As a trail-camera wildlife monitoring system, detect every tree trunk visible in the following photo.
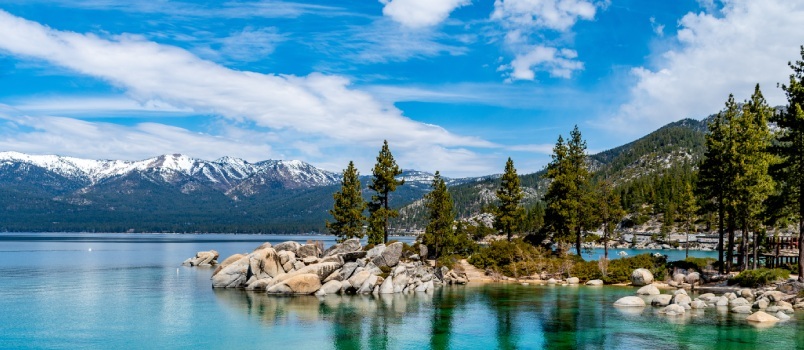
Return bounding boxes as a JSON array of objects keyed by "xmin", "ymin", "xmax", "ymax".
[
  {"xmin": 383, "ymin": 195, "xmax": 389, "ymax": 244},
  {"xmin": 603, "ymin": 227, "xmax": 609, "ymax": 261},
  {"xmin": 717, "ymin": 201, "xmax": 725, "ymax": 274},
  {"xmin": 742, "ymin": 222, "xmax": 749, "ymax": 271},
  {"xmin": 576, "ymin": 226, "xmax": 582, "ymax": 257},
  {"xmin": 799, "ymin": 190, "xmax": 804, "ymax": 282},
  {"xmin": 685, "ymin": 230, "xmax": 689, "ymax": 259},
  {"xmin": 727, "ymin": 219, "xmax": 735, "ymax": 273},
  {"xmin": 752, "ymin": 228, "xmax": 758, "ymax": 270}
]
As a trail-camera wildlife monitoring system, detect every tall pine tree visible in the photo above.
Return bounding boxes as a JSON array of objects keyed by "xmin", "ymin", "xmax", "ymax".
[
  {"xmin": 494, "ymin": 158, "xmax": 525, "ymax": 242},
  {"xmin": 544, "ymin": 135, "xmax": 573, "ymax": 253},
  {"xmin": 327, "ymin": 161, "xmax": 366, "ymax": 242},
  {"xmin": 699, "ymin": 95, "xmax": 738, "ymax": 273},
  {"xmin": 367, "ymin": 140, "xmax": 404, "ymax": 245},
  {"xmin": 771, "ymin": 46, "xmax": 804, "ymax": 281},
  {"xmin": 734, "ymin": 85, "xmax": 775, "ymax": 270},
  {"xmin": 678, "ymin": 182, "xmax": 699, "ymax": 259},
  {"xmin": 422, "ymin": 171, "xmax": 455, "ymax": 258},
  {"xmin": 596, "ymin": 181, "xmax": 625, "ymax": 261}
]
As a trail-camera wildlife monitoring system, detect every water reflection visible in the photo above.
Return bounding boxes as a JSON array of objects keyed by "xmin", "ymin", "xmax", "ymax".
[{"xmin": 213, "ymin": 284, "xmax": 803, "ymax": 349}]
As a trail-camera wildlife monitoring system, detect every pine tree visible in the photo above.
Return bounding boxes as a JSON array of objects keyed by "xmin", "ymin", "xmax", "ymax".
[
  {"xmin": 698, "ymin": 95, "xmax": 739, "ymax": 273},
  {"xmin": 771, "ymin": 46, "xmax": 804, "ymax": 281},
  {"xmin": 544, "ymin": 135, "xmax": 573, "ymax": 253},
  {"xmin": 367, "ymin": 140, "xmax": 405, "ymax": 245},
  {"xmin": 422, "ymin": 171, "xmax": 455, "ymax": 258},
  {"xmin": 734, "ymin": 85, "xmax": 775, "ymax": 270},
  {"xmin": 327, "ymin": 161, "xmax": 366, "ymax": 243},
  {"xmin": 597, "ymin": 181, "xmax": 625, "ymax": 261},
  {"xmin": 494, "ymin": 157, "xmax": 525, "ymax": 242},
  {"xmin": 678, "ymin": 182, "xmax": 699, "ymax": 259}
]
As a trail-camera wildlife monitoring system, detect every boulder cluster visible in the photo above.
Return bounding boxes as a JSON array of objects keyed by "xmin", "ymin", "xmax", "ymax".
[
  {"xmin": 205, "ymin": 239, "xmax": 467, "ymax": 295},
  {"xmin": 615, "ymin": 268, "xmax": 801, "ymax": 325},
  {"xmin": 182, "ymin": 250, "xmax": 219, "ymax": 266}
]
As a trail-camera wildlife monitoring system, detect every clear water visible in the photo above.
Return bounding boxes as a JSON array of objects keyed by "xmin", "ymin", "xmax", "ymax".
[{"xmin": 0, "ymin": 233, "xmax": 800, "ymax": 349}]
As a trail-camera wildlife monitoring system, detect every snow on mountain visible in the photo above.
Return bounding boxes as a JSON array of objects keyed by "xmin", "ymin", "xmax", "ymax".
[{"xmin": 0, "ymin": 151, "xmax": 339, "ymax": 189}]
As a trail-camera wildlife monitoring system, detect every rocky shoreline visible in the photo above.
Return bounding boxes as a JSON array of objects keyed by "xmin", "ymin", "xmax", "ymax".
[{"xmin": 184, "ymin": 239, "xmax": 468, "ymax": 296}]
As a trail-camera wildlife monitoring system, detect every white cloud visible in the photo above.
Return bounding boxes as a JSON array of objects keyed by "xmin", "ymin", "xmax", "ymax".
[
  {"xmin": 217, "ymin": 27, "xmax": 286, "ymax": 62},
  {"xmin": 491, "ymin": 0, "xmax": 597, "ymax": 81},
  {"xmin": 505, "ymin": 46, "xmax": 583, "ymax": 80},
  {"xmin": 491, "ymin": 0, "xmax": 596, "ymax": 32},
  {"xmin": 380, "ymin": 0, "xmax": 471, "ymax": 28},
  {"xmin": 10, "ymin": 96, "xmax": 194, "ymax": 116},
  {"xmin": 649, "ymin": 17, "xmax": 664, "ymax": 37},
  {"xmin": 0, "ymin": 113, "xmax": 274, "ymax": 162},
  {"xmin": 0, "ymin": 10, "xmax": 499, "ymax": 176},
  {"xmin": 606, "ymin": 0, "xmax": 804, "ymax": 135}
]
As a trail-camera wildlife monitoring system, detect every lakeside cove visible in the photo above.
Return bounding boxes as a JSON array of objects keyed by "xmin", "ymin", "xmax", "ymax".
[{"xmin": 3, "ymin": 232, "xmax": 804, "ymax": 349}]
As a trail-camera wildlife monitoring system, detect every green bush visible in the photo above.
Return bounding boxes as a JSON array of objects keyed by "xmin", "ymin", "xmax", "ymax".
[
  {"xmin": 729, "ymin": 268, "xmax": 789, "ymax": 287},
  {"xmin": 571, "ymin": 260, "xmax": 603, "ymax": 281},
  {"xmin": 602, "ymin": 254, "xmax": 667, "ymax": 284},
  {"xmin": 667, "ymin": 257, "xmax": 716, "ymax": 272},
  {"xmin": 436, "ymin": 255, "xmax": 459, "ymax": 269}
]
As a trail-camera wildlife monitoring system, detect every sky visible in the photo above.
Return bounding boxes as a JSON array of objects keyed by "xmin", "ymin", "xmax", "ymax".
[{"xmin": 0, "ymin": 0, "xmax": 803, "ymax": 177}]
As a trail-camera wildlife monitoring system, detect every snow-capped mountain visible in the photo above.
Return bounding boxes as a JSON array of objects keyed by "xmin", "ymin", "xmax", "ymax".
[{"xmin": 0, "ymin": 151, "xmax": 339, "ymax": 195}]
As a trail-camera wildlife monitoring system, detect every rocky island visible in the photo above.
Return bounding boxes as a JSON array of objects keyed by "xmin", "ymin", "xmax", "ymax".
[{"xmin": 195, "ymin": 239, "xmax": 467, "ymax": 296}]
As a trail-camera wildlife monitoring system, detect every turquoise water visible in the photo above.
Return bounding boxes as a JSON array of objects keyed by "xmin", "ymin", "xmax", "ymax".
[{"xmin": 0, "ymin": 233, "xmax": 800, "ymax": 349}]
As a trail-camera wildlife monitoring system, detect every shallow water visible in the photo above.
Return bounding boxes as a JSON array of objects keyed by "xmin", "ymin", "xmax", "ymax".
[{"xmin": 0, "ymin": 233, "xmax": 800, "ymax": 349}]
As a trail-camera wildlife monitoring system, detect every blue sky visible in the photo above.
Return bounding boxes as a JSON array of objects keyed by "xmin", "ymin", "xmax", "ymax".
[{"xmin": 0, "ymin": 0, "xmax": 803, "ymax": 177}]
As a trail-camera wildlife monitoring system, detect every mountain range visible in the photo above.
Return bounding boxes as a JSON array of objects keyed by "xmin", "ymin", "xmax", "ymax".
[{"xmin": 0, "ymin": 117, "xmax": 711, "ymax": 233}]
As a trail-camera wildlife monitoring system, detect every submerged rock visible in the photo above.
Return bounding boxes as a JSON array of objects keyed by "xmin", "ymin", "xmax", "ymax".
[
  {"xmin": 614, "ymin": 296, "xmax": 646, "ymax": 307},
  {"xmin": 746, "ymin": 311, "xmax": 779, "ymax": 323},
  {"xmin": 636, "ymin": 285, "xmax": 660, "ymax": 296}
]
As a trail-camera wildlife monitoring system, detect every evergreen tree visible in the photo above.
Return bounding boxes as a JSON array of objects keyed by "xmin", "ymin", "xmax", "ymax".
[
  {"xmin": 422, "ymin": 171, "xmax": 455, "ymax": 258},
  {"xmin": 678, "ymin": 182, "xmax": 699, "ymax": 259},
  {"xmin": 367, "ymin": 140, "xmax": 405, "ymax": 245},
  {"xmin": 771, "ymin": 46, "xmax": 804, "ymax": 281},
  {"xmin": 567, "ymin": 126, "xmax": 592, "ymax": 256},
  {"xmin": 596, "ymin": 181, "xmax": 625, "ymax": 261},
  {"xmin": 734, "ymin": 85, "xmax": 775, "ymax": 270},
  {"xmin": 544, "ymin": 135, "xmax": 573, "ymax": 252},
  {"xmin": 698, "ymin": 95, "xmax": 738, "ymax": 273},
  {"xmin": 327, "ymin": 161, "xmax": 366, "ymax": 242},
  {"xmin": 494, "ymin": 157, "xmax": 525, "ymax": 242}
]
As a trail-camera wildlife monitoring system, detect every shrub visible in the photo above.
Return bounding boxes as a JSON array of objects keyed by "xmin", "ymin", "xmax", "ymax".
[
  {"xmin": 436, "ymin": 255, "xmax": 459, "ymax": 269},
  {"xmin": 602, "ymin": 254, "xmax": 667, "ymax": 284},
  {"xmin": 729, "ymin": 268, "xmax": 789, "ymax": 288},
  {"xmin": 571, "ymin": 260, "xmax": 603, "ymax": 281},
  {"xmin": 667, "ymin": 257, "xmax": 716, "ymax": 272}
]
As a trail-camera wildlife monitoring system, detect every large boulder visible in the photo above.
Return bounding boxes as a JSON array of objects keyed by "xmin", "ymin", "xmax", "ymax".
[
  {"xmin": 729, "ymin": 297, "xmax": 750, "ymax": 307},
  {"xmin": 212, "ymin": 255, "xmax": 250, "ymax": 288},
  {"xmin": 672, "ymin": 294, "xmax": 692, "ymax": 306},
  {"xmin": 274, "ymin": 241, "xmax": 302, "ymax": 255},
  {"xmin": 630, "ymin": 269, "xmax": 654, "ymax": 286},
  {"xmin": 297, "ymin": 244, "xmax": 322, "ymax": 259},
  {"xmin": 651, "ymin": 294, "xmax": 673, "ymax": 306},
  {"xmin": 366, "ymin": 244, "xmax": 386, "ymax": 260},
  {"xmin": 690, "ymin": 300, "xmax": 707, "ymax": 309},
  {"xmin": 348, "ymin": 270, "xmax": 373, "ymax": 289},
  {"xmin": 763, "ymin": 291, "xmax": 788, "ymax": 302},
  {"xmin": 324, "ymin": 238, "xmax": 362, "ymax": 257},
  {"xmin": 266, "ymin": 273, "xmax": 322, "ymax": 294},
  {"xmin": 731, "ymin": 305, "xmax": 753, "ymax": 314},
  {"xmin": 372, "ymin": 242, "xmax": 403, "ymax": 268},
  {"xmin": 213, "ymin": 253, "xmax": 245, "ymax": 276},
  {"xmin": 660, "ymin": 304, "xmax": 686, "ymax": 316},
  {"xmin": 685, "ymin": 272, "xmax": 701, "ymax": 285},
  {"xmin": 315, "ymin": 280, "xmax": 343, "ymax": 296},
  {"xmin": 636, "ymin": 285, "xmax": 660, "ymax": 295},
  {"xmin": 270, "ymin": 262, "xmax": 342, "ymax": 287},
  {"xmin": 378, "ymin": 275, "xmax": 395, "ymax": 294},
  {"xmin": 567, "ymin": 277, "xmax": 580, "ymax": 284},
  {"xmin": 614, "ymin": 296, "xmax": 646, "ymax": 307},
  {"xmin": 248, "ymin": 248, "xmax": 285, "ymax": 280},
  {"xmin": 746, "ymin": 311, "xmax": 779, "ymax": 323},
  {"xmin": 586, "ymin": 279, "xmax": 604, "ymax": 286},
  {"xmin": 183, "ymin": 250, "xmax": 219, "ymax": 266}
]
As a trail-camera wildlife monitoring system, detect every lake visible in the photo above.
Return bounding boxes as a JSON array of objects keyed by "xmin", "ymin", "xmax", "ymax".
[{"xmin": 0, "ymin": 233, "xmax": 799, "ymax": 349}]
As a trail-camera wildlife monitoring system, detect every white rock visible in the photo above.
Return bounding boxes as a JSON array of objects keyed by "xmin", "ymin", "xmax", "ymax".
[{"xmin": 614, "ymin": 296, "xmax": 646, "ymax": 307}]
